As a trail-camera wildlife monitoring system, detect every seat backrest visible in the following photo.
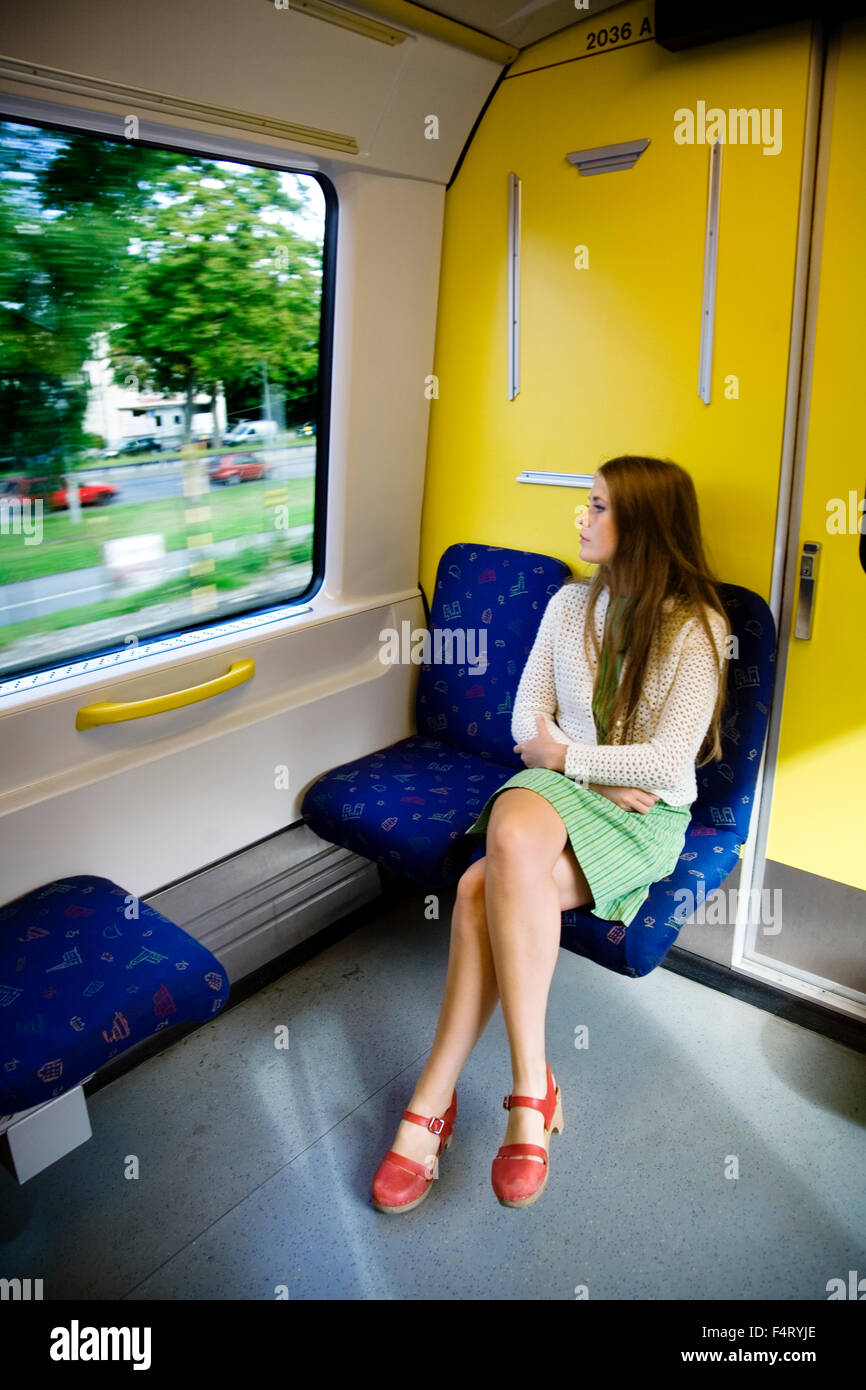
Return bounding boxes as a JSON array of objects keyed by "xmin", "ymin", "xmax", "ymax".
[
  {"xmin": 691, "ymin": 582, "xmax": 777, "ymax": 839},
  {"xmin": 416, "ymin": 542, "xmax": 572, "ymax": 766}
]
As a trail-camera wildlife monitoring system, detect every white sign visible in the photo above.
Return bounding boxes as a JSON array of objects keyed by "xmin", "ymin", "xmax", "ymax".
[{"xmin": 104, "ymin": 534, "xmax": 166, "ymax": 588}]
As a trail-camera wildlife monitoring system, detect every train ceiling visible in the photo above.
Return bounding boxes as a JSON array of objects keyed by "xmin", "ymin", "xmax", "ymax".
[{"xmin": 404, "ymin": 0, "xmax": 624, "ymax": 49}]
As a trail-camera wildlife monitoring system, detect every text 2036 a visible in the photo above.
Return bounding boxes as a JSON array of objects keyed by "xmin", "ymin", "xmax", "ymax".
[{"xmin": 585, "ymin": 17, "xmax": 653, "ymax": 51}]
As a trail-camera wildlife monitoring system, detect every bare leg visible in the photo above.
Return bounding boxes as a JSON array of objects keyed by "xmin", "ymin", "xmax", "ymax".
[
  {"xmin": 484, "ymin": 788, "xmax": 590, "ymax": 1161},
  {"xmin": 386, "ymin": 858, "xmax": 500, "ymax": 1167},
  {"xmin": 386, "ymin": 809, "xmax": 592, "ymax": 1169}
]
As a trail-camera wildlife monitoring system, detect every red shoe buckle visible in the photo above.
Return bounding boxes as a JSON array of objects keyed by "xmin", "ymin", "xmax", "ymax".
[{"xmin": 427, "ymin": 1116, "xmax": 445, "ymax": 1135}]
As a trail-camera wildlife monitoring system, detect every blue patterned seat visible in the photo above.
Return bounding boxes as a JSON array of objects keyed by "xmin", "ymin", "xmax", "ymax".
[
  {"xmin": 0, "ymin": 875, "xmax": 230, "ymax": 1117},
  {"xmin": 560, "ymin": 583, "xmax": 777, "ymax": 975},
  {"xmin": 301, "ymin": 545, "xmax": 776, "ymax": 977},
  {"xmin": 301, "ymin": 543, "xmax": 572, "ymax": 886}
]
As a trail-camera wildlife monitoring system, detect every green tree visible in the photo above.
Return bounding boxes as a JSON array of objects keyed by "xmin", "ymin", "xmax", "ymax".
[
  {"xmin": 0, "ymin": 122, "xmax": 172, "ymax": 469},
  {"xmin": 109, "ymin": 161, "xmax": 322, "ymax": 444},
  {"xmin": 0, "ymin": 122, "xmax": 323, "ymax": 468}
]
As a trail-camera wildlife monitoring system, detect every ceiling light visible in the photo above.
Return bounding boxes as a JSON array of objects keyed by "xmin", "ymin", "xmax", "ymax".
[{"xmin": 270, "ymin": 0, "xmax": 408, "ymax": 44}]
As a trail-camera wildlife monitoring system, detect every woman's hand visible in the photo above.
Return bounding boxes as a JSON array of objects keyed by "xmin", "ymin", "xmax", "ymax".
[
  {"xmin": 513, "ymin": 714, "xmax": 567, "ymax": 772},
  {"xmin": 513, "ymin": 717, "xmax": 659, "ymax": 812},
  {"xmin": 588, "ymin": 784, "xmax": 659, "ymax": 813}
]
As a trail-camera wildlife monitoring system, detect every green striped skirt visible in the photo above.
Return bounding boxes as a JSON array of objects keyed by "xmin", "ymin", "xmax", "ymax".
[{"xmin": 462, "ymin": 768, "xmax": 692, "ymax": 928}]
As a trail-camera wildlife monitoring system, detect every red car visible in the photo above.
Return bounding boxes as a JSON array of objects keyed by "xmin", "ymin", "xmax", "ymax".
[
  {"xmin": 207, "ymin": 454, "xmax": 269, "ymax": 485},
  {"xmin": 0, "ymin": 474, "xmax": 117, "ymax": 510}
]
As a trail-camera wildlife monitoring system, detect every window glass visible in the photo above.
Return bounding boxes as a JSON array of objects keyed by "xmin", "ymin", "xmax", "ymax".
[{"xmin": 0, "ymin": 117, "xmax": 327, "ymax": 679}]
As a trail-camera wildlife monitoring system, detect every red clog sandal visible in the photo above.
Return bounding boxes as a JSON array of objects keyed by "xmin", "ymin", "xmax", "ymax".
[
  {"xmin": 491, "ymin": 1063, "xmax": 563, "ymax": 1208},
  {"xmin": 371, "ymin": 1090, "xmax": 457, "ymax": 1214}
]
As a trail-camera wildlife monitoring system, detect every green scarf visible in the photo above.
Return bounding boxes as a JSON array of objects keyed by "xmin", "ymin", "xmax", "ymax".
[{"xmin": 592, "ymin": 594, "xmax": 634, "ymax": 745}]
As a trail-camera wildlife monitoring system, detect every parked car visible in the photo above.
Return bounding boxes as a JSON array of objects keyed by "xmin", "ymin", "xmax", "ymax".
[
  {"xmin": 0, "ymin": 474, "xmax": 118, "ymax": 510},
  {"xmin": 222, "ymin": 420, "xmax": 278, "ymax": 445},
  {"xmin": 207, "ymin": 454, "xmax": 269, "ymax": 485},
  {"xmin": 115, "ymin": 436, "xmax": 163, "ymax": 456}
]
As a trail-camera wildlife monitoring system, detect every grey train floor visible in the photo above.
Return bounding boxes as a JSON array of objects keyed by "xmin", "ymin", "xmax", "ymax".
[{"xmin": 0, "ymin": 882, "xmax": 862, "ymax": 1301}]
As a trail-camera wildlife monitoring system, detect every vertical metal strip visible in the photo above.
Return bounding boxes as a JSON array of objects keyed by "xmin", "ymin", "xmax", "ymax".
[
  {"xmin": 733, "ymin": 20, "xmax": 834, "ymax": 988},
  {"xmin": 508, "ymin": 171, "xmax": 521, "ymax": 400},
  {"xmin": 698, "ymin": 139, "xmax": 722, "ymax": 403}
]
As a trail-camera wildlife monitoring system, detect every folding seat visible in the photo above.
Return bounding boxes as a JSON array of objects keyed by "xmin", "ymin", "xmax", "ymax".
[
  {"xmin": 0, "ymin": 875, "xmax": 229, "ymax": 1180},
  {"xmin": 301, "ymin": 542, "xmax": 775, "ymax": 978}
]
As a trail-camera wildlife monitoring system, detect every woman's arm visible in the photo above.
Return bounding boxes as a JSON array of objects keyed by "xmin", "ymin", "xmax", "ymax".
[{"xmin": 549, "ymin": 611, "xmax": 727, "ymax": 791}]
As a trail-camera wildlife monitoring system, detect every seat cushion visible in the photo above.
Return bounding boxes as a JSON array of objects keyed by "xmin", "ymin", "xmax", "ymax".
[
  {"xmin": 0, "ymin": 875, "xmax": 230, "ymax": 1116},
  {"xmin": 300, "ymin": 735, "xmax": 519, "ymax": 888}
]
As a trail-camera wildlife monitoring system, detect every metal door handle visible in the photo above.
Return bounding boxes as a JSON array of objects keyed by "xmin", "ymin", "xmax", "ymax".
[{"xmin": 795, "ymin": 542, "xmax": 820, "ymax": 639}]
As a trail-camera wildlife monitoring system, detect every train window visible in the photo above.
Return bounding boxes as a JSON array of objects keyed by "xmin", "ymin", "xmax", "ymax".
[{"xmin": 0, "ymin": 115, "xmax": 330, "ymax": 682}]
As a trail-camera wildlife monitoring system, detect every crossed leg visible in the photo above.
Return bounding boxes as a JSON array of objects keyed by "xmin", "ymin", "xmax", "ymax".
[{"xmin": 387, "ymin": 788, "xmax": 594, "ymax": 1169}]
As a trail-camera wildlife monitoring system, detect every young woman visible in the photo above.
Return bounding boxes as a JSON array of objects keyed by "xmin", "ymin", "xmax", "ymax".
[{"xmin": 370, "ymin": 455, "xmax": 730, "ymax": 1213}]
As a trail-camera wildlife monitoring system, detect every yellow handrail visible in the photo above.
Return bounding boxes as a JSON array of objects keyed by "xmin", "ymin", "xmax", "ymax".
[{"xmin": 75, "ymin": 658, "xmax": 255, "ymax": 729}]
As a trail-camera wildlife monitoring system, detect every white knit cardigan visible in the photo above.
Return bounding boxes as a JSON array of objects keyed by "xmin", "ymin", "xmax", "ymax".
[{"xmin": 511, "ymin": 580, "xmax": 729, "ymax": 807}]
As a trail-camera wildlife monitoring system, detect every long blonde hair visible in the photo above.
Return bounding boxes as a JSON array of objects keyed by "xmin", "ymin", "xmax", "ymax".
[{"xmin": 567, "ymin": 455, "xmax": 729, "ymax": 766}]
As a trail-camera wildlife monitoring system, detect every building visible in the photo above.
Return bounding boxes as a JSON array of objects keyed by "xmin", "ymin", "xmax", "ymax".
[{"xmin": 82, "ymin": 332, "xmax": 227, "ymax": 449}]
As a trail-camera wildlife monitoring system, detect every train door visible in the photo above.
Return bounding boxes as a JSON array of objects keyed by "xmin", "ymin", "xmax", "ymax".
[{"xmin": 741, "ymin": 16, "xmax": 866, "ymax": 1018}]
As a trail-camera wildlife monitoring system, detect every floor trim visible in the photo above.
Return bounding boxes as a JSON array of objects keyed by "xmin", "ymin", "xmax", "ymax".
[{"xmin": 662, "ymin": 944, "xmax": 866, "ymax": 1053}]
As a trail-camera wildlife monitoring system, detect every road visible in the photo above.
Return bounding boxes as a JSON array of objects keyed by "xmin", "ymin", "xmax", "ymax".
[
  {"xmin": 79, "ymin": 445, "xmax": 315, "ymax": 505},
  {"xmin": 0, "ymin": 446, "xmax": 316, "ymax": 628}
]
